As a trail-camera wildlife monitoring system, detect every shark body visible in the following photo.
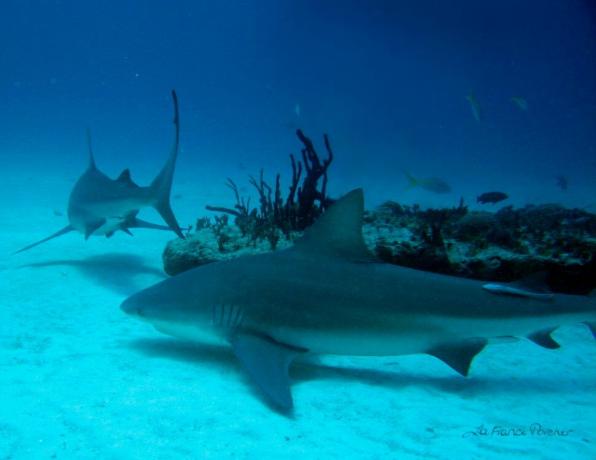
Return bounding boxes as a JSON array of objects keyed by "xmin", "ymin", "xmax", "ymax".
[
  {"xmin": 15, "ymin": 90, "xmax": 184, "ymax": 254},
  {"xmin": 121, "ymin": 189, "xmax": 595, "ymax": 412}
]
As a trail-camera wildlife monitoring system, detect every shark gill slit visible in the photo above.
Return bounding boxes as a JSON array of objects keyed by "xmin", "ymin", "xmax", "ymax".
[{"xmin": 212, "ymin": 304, "xmax": 244, "ymax": 332}]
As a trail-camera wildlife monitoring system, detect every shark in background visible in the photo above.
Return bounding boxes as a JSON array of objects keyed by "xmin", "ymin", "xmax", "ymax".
[
  {"xmin": 14, "ymin": 90, "xmax": 185, "ymax": 254},
  {"xmin": 120, "ymin": 189, "xmax": 595, "ymax": 413}
]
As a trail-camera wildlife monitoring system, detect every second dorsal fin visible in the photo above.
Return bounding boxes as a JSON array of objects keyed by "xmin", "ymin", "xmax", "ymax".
[{"xmin": 117, "ymin": 168, "xmax": 132, "ymax": 182}]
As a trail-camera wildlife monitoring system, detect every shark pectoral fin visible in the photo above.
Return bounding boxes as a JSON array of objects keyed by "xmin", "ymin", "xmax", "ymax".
[
  {"xmin": 230, "ymin": 333, "xmax": 304, "ymax": 412},
  {"xmin": 426, "ymin": 338, "xmax": 487, "ymax": 377},
  {"xmin": 528, "ymin": 328, "xmax": 560, "ymax": 349},
  {"xmin": 85, "ymin": 219, "xmax": 106, "ymax": 239},
  {"xmin": 13, "ymin": 225, "xmax": 74, "ymax": 254}
]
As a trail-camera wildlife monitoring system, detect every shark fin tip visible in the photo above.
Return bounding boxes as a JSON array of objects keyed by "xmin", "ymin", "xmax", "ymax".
[
  {"xmin": 527, "ymin": 328, "xmax": 560, "ymax": 349},
  {"xmin": 427, "ymin": 338, "xmax": 487, "ymax": 377}
]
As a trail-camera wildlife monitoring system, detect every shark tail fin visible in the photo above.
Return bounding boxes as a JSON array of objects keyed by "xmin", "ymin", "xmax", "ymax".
[
  {"xmin": 13, "ymin": 225, "xmax": 74, "ymax": 254},
  {"xmin": 404, "ymin": 172, "xmax": 418, "ymax": 190},
  {"xmin": 149, "ymin": 90, "xmax": 184, "ymax": 239}
]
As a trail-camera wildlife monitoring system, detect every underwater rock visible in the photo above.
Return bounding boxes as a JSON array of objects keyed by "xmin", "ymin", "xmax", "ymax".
[
  {"xmin": 164, "ymin": 200, "xmax": 596, "ymax": 294},
  {"xmin": 163, "ymin": 225, "xmax": 295, "ymax": 276}
]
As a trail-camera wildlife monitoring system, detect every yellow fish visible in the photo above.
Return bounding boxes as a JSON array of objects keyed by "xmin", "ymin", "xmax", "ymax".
[
  {"xmin": 465, "ymin": 93, "xmax": 481, "ymax": 122},
  {"xmin": 510, "ymin": 96, "xmax": 529, "ymax": 111},
  {"xmin": 404, "ymin": 172, "xmax": 451, "ymax": 194}
]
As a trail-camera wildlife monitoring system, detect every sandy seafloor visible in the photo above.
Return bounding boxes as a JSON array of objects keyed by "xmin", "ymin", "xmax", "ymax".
[{"xmin": 1, "ymin": 164, "xmax": 595, "ymax": 460}]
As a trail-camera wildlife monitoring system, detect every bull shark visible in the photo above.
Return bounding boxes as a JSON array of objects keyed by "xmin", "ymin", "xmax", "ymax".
[
  {"xmin": 14, "ymin": 90, "xmax": 184, "ymax": 254},
  {"xmin": 120, "ymin": 189, "xmax": 595, "ymax": 412}
]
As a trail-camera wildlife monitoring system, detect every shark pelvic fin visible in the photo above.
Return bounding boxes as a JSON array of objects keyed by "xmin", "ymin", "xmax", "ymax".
[
  {"xmin": 13, "ymin": 225, "xmax": 74, "ymax": 254},
  {"xmin": 230, "ymin": 332, "xmax": 304, "ymax": 412},
  {"xmin": 426, "ymin": 338, "xmax": 487, "ymax": 376},
  {"xmin": 85, "ymin": 219, "xmax": 106, "ymax": 239},
  {"xmin": 292, "ymin": 188, "xmax": 376, "ymax": 262},
  {"xmin": 528, "ymin": 328, "xmax": 560, "ymax": 349}
]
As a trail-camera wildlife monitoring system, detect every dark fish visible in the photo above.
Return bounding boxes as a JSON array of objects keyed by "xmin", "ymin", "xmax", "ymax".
[
  {"xmin": 477, "ymin": 192, "xmax": 508, "ymax": 204},
  {"xmin": 556, "ymin": 175, "xmax": 568, "ymax": 191}
]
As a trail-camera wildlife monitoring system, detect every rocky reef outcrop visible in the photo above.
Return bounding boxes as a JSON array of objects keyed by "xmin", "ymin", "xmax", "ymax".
[{"xmin": 164, "ymin": 198, "xmax": 596, "ymax": 295}]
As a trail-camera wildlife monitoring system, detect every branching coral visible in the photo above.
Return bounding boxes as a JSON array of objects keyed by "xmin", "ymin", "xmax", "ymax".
[{"xmin": 205, "ymin": 129, "xmax": 334, "ymax": 248}]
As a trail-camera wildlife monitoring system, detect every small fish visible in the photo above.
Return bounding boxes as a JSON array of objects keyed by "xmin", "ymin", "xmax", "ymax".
[
  {"xmin": 556, "ymin": 175, "xmax": 568, "ymax": 191},
  {"xmin": 477, "ymin": 192, "xmax": 508, "ymax": 205},
  {"xmin": 465, "ymin": 93, "xmax": 482, "ymax": 122},
  {"xmin": 294, "ymin": 103, "xmax": 301, "ymax": 117},
  {"xmin": 405, "ymin": 172, "xmax": 451, "ymax": 194},
  {"xmin": 510, "ymin": 96, "xmax": 528, "ymax": 111}
]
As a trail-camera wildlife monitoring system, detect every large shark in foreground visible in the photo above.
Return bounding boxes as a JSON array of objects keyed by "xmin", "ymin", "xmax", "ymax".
[
  {"xmin": 121, "ymin": 189, "xmax": 595, "ymax": 412},
  {"xmin": 15, "ymin": 90, "xmax": 184, "ymax": 254}
]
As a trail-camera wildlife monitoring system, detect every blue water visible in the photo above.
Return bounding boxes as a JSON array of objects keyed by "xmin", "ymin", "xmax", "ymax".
[
  {"xmin": 2, "ymin": 1, "xmax": 595, "ymax": 205},
  {"xmin": 1, "ymin": 1, "xmax": 595, "ymax": 459}
]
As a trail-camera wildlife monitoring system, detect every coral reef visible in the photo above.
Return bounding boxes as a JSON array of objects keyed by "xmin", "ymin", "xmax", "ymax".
[
  {"xmin": 162, "ymin": 130, "xmax": 594, "ymax": 294},
  {"xmin": 369, "ymin": 202, "xmax": 596, "ymax": 294},
  {"xmin": 164, "ymin": 198, "xmax": 596, "ymax": 295},
  {"xmin": 204, "ymin": 129, "xmax": 333, "ymax": 250}
]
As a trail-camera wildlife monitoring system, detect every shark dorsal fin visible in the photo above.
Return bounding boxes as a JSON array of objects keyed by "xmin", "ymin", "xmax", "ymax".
[
  {"xmin": 86, "ymin": 128, "xmax": 97, "ymax": 170},
  {"xmin": 292, "ymin": 188, "xmax": 376, "ymax": 262},
  {"xmin": 116, "ymin": 168, "xmax": 140, "ymax": 188},
  {"xmin": 117, "ymin": 168, "xmax": 133, "ymax": 183}
]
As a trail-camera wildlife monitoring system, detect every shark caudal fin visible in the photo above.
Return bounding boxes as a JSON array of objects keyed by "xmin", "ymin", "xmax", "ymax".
[
  {"xmin": 13, "ymin": 225, "xmax": 74, "ymax": 254},
  {"xmin": 149, "ymin": 90, "xmax": 184, "ymax": 239}
]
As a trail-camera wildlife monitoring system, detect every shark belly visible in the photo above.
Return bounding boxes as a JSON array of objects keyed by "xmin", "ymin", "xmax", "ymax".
[
  {"xmin": 152, "ymin": 319, "xmax": 229, "ymax": 347},
  {"xmin": 272, "ymin": 325, "xmax": 438, "ymax": 356}
]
